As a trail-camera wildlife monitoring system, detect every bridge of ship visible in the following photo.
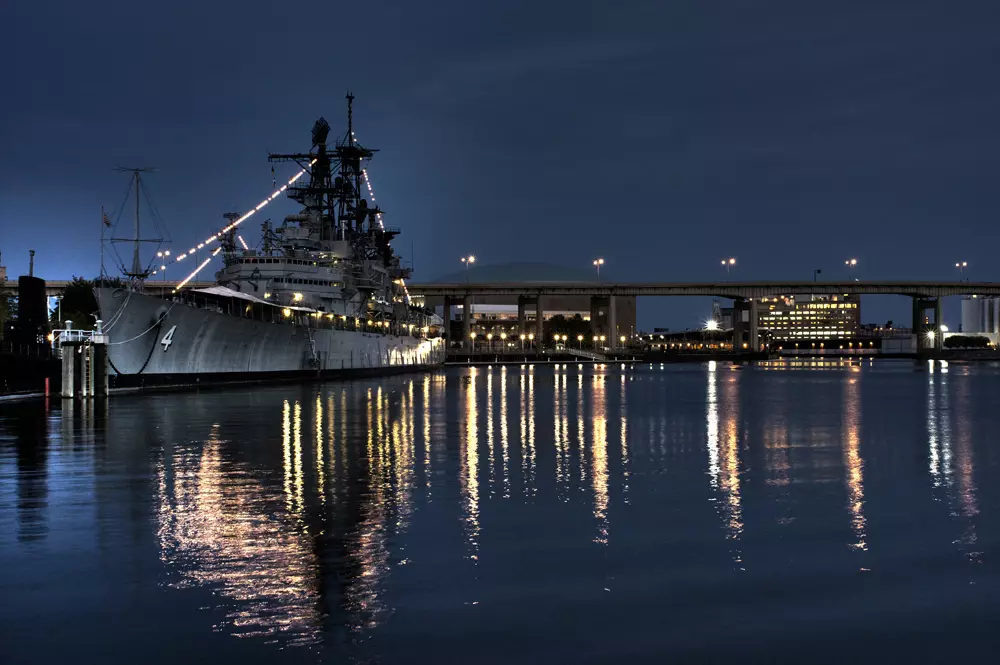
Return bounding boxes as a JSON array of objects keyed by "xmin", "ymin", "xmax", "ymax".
[{"xmin": 407, "ymin": 281, "xmax": 1000, "ymax": 352}]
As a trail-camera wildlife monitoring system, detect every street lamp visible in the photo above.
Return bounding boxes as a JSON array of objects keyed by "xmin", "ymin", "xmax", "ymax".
[
  {"xmin": 461, "ymin": 255, "xmax": 476, "ymax": 283},
  {"xmin": 577, "ymin": 334, "xmax": 584, "ymax": 349},
  {"xmin": 500, "ymin": 331, "xmax": 507, "ymax": 352},
  {"xmin": 704, "ymin": 319, "xmax": 720, "ymax": 331},
  {"xmin": 956, "ymin": 261, "xmax": 968, "ymax": 280},
  {"xmin": 619, "ymin": 335, "xmax": 627, "ymax": 346},
  {"xmin": 593, "ymin": 257, "xmax": 605, "ymax": 281},
  {"xmin": 845, "ymin": 258, "xmax": 858, "ymax": 281},
  {"xmin": 487, "ymin": 332, "xmax": 493, "ymax": 350},
  {"xmin": 469, "ymin": 330, "xmax": 476, "ymax": 353},
  {"xmin": 721, "ymin": 257, "xmax": 736, "ymax": 277},
  {"xmin": 520, "ymin": 333, "xmax": 525, "ymax": 350}
]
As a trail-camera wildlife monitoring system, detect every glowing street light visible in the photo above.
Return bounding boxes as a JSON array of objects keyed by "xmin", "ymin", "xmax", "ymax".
[
  {"xmin": 845, "ymin": 258, "xmax": 858, "ymax": 281},
  {"xmin": 955, "ymin": 261, "xmax": 968, "ymax": 280},
  {"xmin": 721, "ymin": 257, "xmax": 736, "ymax": 277},
  {"xmin": 593, "ymin": 257, "xmax": 605, "ymax": 281},
  {"xmin": 704, "ymin": 319, "xmax": 720, "ymax": 332},
  {"xmin": 461, "ymin": 255, "xmax": 476, "ymax": 283},
  {"xmin": 577, "ymin": 334, "xmax": 584, "ymax": 349}
]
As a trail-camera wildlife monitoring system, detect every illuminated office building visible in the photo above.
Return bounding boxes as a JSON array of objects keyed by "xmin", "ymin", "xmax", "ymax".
[{"xmin": 758, "ymin": 294, "xmax": 861, "ymax": 342}]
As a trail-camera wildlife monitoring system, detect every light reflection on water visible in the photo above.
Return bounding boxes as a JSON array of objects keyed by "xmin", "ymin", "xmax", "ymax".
[{"xmin": 2, "ymin": 360, "xmax": 1000, "ymax": 662}]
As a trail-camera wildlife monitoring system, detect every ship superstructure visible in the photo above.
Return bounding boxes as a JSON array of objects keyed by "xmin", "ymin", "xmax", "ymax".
[{"xmin": 217, "ymin": 94, "xmax": 410, "ymax": 321}]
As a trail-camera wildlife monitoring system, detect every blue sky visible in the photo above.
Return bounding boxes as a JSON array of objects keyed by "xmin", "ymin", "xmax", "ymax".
[{"xmin": 2, "ymin": 0, "xmax": 998, "ymax": 327}]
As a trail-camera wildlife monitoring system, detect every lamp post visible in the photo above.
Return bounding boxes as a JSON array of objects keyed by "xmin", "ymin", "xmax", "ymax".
[
  {"xmin": 530, "ymin": 333, "xmax": 536, "ymax": 350},
  {"xmin": 469, "ymin": 331, "xmax": 476, "ymax": 353},
  {"xmin": 619, "ymin": 334, "xmax": 627, "ymax": 348},
  {"xmin": 461, "ymin": 255, "xmax": 476, "ymax": 283},
  {"xmin": 577, "ymin": 334, "xmax": 584, "ymax": 349},
  {"xmin": 956, "ymin": 261, "xmax": 968, "ymax": 281},
  {"xmin": 593, "ymin": 258, "xmax": 605, "ymax": 281},
  {"xmin": 500, "ymin": 331, "xmax": 507, "ymax": 353},
  {"xmin": 520, "ymin": 333, "xmax": 525, "ymax": 350},
  {"xmin": 844, "ymin": 258, "xmax": 858, "ymax": 281},
  {"xmin": 157, "ymin": 250, "xmax": 170, "ymax": 282},
  {"xmin": 487, "ymin": 332, "xmax": 493, "ymax": 351},
  {"xmin": 721, "ymin": 257, "xmax": 736, "ymax": 277}
]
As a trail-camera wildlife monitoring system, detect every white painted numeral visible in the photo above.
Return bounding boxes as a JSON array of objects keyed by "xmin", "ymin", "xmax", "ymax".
[{"xmin": 160, "ymin": 325, "xmax": 177, "ymax": 351}]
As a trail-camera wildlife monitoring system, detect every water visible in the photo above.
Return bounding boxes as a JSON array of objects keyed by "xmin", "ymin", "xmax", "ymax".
[{"xmin": 2, "ymin": 360, "xmax": 999, "ymax": 663}]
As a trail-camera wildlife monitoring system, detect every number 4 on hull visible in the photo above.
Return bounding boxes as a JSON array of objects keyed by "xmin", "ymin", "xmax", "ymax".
[{"xmin": 161, "ymin": 325, "xmax": 177, "ymax": 351}]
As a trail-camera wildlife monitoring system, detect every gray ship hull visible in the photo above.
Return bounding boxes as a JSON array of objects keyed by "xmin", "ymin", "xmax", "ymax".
[{"xmin": 95, "ymin": 288, "xmax": 444, "ymax": 388}]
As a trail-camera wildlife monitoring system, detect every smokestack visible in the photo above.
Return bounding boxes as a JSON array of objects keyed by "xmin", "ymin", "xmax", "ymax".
[{"xmin": 29, "ymin": 249, "xmax": 35, "ymax": 277}]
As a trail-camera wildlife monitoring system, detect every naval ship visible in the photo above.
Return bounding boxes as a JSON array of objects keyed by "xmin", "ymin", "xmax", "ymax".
[{"xmin": 96, "ymin": 95, "xmax": 444, "ymax": 388}]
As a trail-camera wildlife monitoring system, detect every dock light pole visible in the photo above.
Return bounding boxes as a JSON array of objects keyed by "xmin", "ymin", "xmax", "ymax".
[
  {"xmin": 721, "ymin": 257, "xmax": 736, "ymax": 277},
  {"xmin": 577, "ymin": 334, "xmax": 584, "ymax": 349},
  {"xmin": 956, "ymin": 261, "xmax": 968, "ymax": 281},
  {"xmin": 530, "ymin": 333, "xmax": 536, "ymax": 350},
  {"xmin": 593, "ymin": 258, "xmax": 605, "ymax": 281},
  {"xmin": 469, "ymin": 331, "xmax": 476, "ymax": 353},
  {"xmin": 520, "ymin": 333, "xmax": 525, "ymax": 350},
  {"xmin": 500, "ymin": 331, "xmax": 507, "ymax": 353}
]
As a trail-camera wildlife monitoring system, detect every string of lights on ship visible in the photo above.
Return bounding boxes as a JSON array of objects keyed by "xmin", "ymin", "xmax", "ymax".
[{"xmin": 148, "ymin": 130, "xmax": 410, "ymax": 301}]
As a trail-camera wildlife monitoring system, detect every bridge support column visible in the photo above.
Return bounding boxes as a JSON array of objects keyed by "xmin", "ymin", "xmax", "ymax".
[
  {"xmin": 517, "ymin": 296, "xmax": 527, "ymax": 336},
  {"xmin": 609, "ymin": 295, "xmax": 618, "ymax": 349},
  {"xmin": 535, "ymin": 296, "xmax": 544, "ymax": 349},
  {"xmin": 442, "ymin": 297, "xmax": 452, "ymax": 345},
  {"xmin": 749, "ymin": 299, "xmax": 760, "ymax": 352},
  {"xmin": 913, "ymin": 297, "xmax": 943, "ymax": 353},
  {"xmin": 463, "ymin": 295, "xmax": 472, "ymax": 349},
  {"xmin": 934, "ymin": 298, "xmax": 943, "ymax": 351}
]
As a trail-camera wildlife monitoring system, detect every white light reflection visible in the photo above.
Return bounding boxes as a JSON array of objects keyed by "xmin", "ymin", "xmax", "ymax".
[
  {"xmin": 706, "ymin": 362, "xmax": 744, "ymax": 568},
  {"xmin": 156, "ymin": 423, "xmax": 321, "ymax": 646},
  {"xmin": 592, "ymin": 368, "xmax": 609, "ymax": 544},
  {"xmin": 461, "ymin": 369, "xmax": 480, "ymax": 560},
  {"xmin": 843, "ymin": 377, "xmax": 867, "ymax": 551},
  {"xmin": 500, "ymin": 366, "xmax": 510, "ymax": 498}
]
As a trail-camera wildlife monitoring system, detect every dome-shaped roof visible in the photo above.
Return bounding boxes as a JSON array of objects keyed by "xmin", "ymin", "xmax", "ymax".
[{"xmin": 430, "ymin": 261, "xmax": 605, "ymax": 283}]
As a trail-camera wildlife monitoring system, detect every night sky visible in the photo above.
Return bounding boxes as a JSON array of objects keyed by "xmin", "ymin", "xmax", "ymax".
[{"xmin": 2, "ymin": 0, "xmax": 999, "ymax": 327}]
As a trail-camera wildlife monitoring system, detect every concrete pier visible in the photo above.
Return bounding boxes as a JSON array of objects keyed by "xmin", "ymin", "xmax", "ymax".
[
  {"xmin": 463, "ymin": 295, "xmax": 472, "ymax": 348},
  {"xmin": 517, "ymin": 296, "xmax": 527, "ymax": 336},
  {"xmin": 57, "ymin": 321, "xmax": 109, "ymax": 399},
  {"xmin": 535, "ymin": 295, "xmax": 544, "ymax": 345}
]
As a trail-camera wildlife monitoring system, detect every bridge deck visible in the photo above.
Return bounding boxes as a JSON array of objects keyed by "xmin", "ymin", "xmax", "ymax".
[{"xmin": 408, "ymin": 281, "xmax": 1000, "ymax": 299}]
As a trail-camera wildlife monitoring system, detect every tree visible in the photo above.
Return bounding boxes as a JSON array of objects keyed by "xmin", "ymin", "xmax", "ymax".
[{"xmin": 51, "ymin": 276, "xmax": 98, "ymax": 329}]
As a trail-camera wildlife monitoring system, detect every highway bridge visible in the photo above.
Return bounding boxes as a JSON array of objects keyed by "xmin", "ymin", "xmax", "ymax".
[{"xmin": 406, "ymin": 280, "xmax": 999, "ymax": 353}]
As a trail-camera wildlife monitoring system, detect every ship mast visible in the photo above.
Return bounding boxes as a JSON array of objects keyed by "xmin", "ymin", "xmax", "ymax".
[
  {"xmin": 132, "ymin": 170, "xmax": 142, "ymax": 277},
  {"xmin": 110, "ymin": 166, "xmax": 161, "ymax": 283}
]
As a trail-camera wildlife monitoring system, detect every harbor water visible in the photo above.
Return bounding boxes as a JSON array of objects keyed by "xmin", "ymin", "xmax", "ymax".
[{"xmin": 2, "ymin": 360, "xmax": 999, "ymax": 663}]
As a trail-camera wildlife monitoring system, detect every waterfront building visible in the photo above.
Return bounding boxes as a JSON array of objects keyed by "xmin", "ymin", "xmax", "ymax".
[{"xmin": 757, "ymin": 294, "xmax": 861, "ymax": 342}]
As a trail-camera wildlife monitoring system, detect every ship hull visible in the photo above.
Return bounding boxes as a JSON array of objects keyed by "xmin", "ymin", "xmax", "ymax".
[{"xmin": 95, "ymin": 288, "xmax": 444, "ymax": 390}]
